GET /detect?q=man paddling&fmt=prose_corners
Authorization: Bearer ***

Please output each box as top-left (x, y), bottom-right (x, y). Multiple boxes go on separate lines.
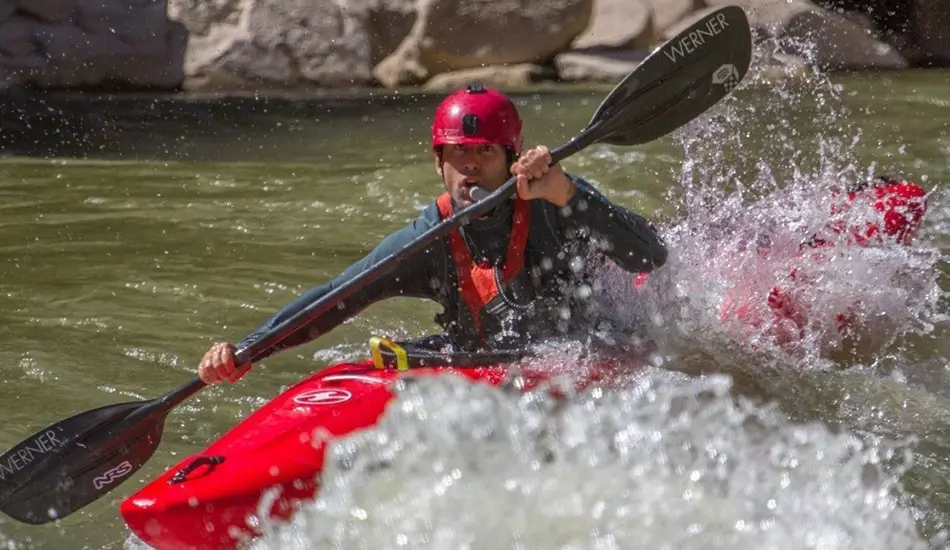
top-left (198, 85), bottom-right (668, 383)
top-left (0, 9), bottom-right (750, 526)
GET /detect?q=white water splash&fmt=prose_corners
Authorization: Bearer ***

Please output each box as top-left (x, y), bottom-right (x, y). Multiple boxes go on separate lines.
top-left (247, 372), bottom-right (925, 550)
top-left (609, 37), bottom-right (946, 374)
top-left (628, 180), bottom-right (943, 371)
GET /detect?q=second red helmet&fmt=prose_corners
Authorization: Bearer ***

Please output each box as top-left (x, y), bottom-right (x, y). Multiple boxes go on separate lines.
top-left (431, 84), bottom-right (523, 154)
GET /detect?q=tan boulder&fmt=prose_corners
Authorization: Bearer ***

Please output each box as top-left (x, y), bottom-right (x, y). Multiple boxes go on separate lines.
top-left (423, 63), bottom-right (552, 90)
top-left (172, 0), bottom-right (380, 89)
top-left (368, 0), bottom-right (417, 65)
top-left (571, 0), bottom-right (654, 50)
top-left (697, 0), bottom-right (906, 70)
top-left (554, 49), bottom-right (648, 82)
top-left (786, 9), bottom-right (906, 69)
top-left (375, 0), bottom-right (592, 88)
top-left (168, 0), bottom-right (241, 36)
top-left (645, 0), bottom-right (698, 33)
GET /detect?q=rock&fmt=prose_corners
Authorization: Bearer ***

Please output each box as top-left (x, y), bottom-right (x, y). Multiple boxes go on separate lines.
top-left (168, 0), bottom-right (241, 35)
top-left (784, 8), bottom-right (907, 70)
top-left (645, 0), bottom-right (697, 33)
top-left (0, 52), bottom-right (45, 72)
top-left (0, 16), bottom-right (37, 57)
top-left (375, 0), bottom-right (592, 88)
top-left (367, 0), bottom-right (417, 65)
top-left (174, 0), bottom-right (378, 89)
top-left (554, 49), bottom-right (648, 82)
top-left (0, 1), bottom-right (15, 25)
top-left (913, 0), bottom-right (950, 65)
top-left (423, 63), bottom-right (553, 90)
top-left (373, 0), bottom-right (434, 87)
top-left (78, 0), bottom-right (159, 36)
top-left (572, 0), bottom-right (654, 50)
top-left (757, 51), bottom-right (810, 83)
top-left (14, 0), bottom-right (76, 24)
top-left (668, 3), bottom-right (793, 39)
top-left (32, 24), bottom-right (129, 87)
top-left (23, 14), bottom-right (185, 90)
top-left (254, 0), bottom-right (373, 86)
top-left (697, 0), bottom-right (907, 70)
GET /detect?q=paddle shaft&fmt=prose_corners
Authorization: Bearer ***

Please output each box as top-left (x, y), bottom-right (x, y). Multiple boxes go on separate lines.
top-left (234, 124), bottom-right (598, 363)
top-left (149, 124), bottom-right (601, 411)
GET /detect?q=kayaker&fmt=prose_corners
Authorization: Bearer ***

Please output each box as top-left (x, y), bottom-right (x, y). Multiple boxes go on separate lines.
top-left (198, 84), bottom-right (668, 384)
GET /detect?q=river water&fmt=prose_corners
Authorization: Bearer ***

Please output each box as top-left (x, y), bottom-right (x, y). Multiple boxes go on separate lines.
top-left (1, 63), bottom-right (949, 549)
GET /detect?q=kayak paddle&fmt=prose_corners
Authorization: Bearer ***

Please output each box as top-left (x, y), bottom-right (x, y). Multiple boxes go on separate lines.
top-left (0, 5), bottom-right (752, 525)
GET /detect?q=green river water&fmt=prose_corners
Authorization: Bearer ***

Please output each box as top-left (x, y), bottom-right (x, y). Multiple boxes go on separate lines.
top-left (1, 68), bottom-right (950, 548)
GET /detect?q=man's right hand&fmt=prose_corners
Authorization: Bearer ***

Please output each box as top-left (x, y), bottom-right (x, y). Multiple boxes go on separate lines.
top-left (198, 342), bottom-right (251, 384)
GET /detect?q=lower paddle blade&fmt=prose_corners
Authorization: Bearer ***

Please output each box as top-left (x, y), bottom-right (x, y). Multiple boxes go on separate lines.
top-left (0, 400), bottom-right (164, 524)
top-left (587, 6), bottom-right (753, 147)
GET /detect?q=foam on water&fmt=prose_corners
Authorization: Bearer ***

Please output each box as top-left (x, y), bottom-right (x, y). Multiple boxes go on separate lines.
top-left (246, 372), bottom-right (925, 550)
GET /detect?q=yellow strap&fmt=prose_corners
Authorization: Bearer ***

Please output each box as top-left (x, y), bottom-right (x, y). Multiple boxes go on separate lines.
top-left (369, 337), bottom-right (408, 371)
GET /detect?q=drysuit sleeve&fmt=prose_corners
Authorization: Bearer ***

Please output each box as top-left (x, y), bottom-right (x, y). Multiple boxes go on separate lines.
top-left (235, 213), bottom-right (444, 361)
top-left (560, 174), bottom-right (668, 272)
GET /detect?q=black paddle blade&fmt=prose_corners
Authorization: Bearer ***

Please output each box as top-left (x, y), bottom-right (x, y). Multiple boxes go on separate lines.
top-left (0, 399), bottom-right (164, 524)
top-left (586, 6), bottom-right (752, 147)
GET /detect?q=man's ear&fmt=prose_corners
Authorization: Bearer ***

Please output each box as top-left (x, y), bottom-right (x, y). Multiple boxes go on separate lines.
top-left (433, 152), bottom-right (443, 176)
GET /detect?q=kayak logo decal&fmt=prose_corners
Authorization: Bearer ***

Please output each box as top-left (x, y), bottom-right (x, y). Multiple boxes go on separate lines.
top-left (93, 461), bottom-right (134, 490)
top-left (293, 389), bottom-right (352, 406)
top-left (712, 64), bottom-right (740, 92)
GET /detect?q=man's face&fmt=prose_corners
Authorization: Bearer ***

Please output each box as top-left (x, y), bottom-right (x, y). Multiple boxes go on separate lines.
top-left (436, 143), bottom-right (509, 208)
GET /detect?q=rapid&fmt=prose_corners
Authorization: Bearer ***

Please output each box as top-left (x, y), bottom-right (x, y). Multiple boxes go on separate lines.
top-left (239, 58), bottom-right (950, 549)
top-left (1, 47), bottom-right (949, 550)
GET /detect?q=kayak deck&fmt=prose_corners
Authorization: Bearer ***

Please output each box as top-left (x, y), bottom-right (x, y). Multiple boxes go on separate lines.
top-left (120, 360), bottom-right (534, 550)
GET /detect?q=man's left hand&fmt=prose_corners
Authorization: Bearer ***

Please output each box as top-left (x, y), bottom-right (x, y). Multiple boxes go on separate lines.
top-left (511, 145), bottom-right (577, 207)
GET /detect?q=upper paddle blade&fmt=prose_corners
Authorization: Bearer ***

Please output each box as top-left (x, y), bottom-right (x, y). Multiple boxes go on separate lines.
top-left (0, 399), bottom-right (164, 524)
top-left (587, 6), bottom-right (752, 147)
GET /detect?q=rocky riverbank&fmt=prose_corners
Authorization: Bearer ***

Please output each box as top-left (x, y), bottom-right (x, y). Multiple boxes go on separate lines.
top-left (0, 0), bottom-right (947, 92)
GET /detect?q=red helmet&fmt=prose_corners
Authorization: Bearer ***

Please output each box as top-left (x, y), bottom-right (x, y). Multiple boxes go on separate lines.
top-left (431, 84), bottom-right (523, 154)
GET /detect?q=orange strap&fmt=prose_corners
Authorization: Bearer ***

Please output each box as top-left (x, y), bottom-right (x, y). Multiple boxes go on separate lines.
top-left (436, 193), bottom-right (530, 336)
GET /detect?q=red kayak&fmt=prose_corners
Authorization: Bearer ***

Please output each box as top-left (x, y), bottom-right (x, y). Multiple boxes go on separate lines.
top-left (121, 177), bottom-right (928, 549)
top-left (120, 343), bottom-right (610, 550)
